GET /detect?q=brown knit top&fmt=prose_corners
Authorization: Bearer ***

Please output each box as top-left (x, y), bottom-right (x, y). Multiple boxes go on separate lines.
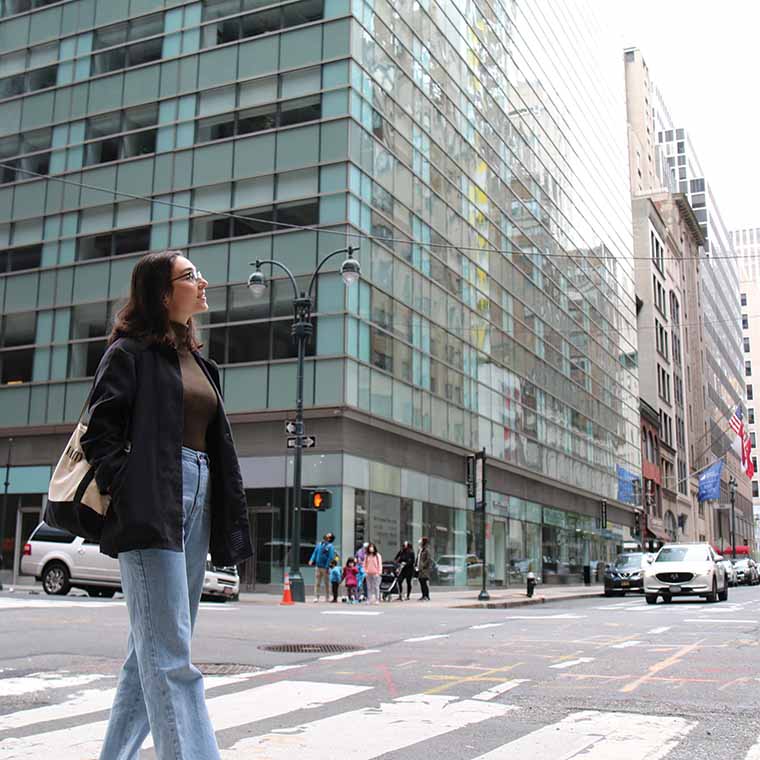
top-left (171, 322), bottom-right (218, 452)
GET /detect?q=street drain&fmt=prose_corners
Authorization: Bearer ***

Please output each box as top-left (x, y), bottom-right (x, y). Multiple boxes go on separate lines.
top-left (197, 663), bottom-right (262, 675)
top-left (259, 643), bottom-right (362, 654)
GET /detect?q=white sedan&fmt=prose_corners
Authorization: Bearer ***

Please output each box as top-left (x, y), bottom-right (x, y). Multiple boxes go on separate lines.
top-left (644, 543), bottom-right (728, 604)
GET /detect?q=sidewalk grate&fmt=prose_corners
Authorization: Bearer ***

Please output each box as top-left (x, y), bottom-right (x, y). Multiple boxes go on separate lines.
top-left (259, 643), bottom-right (362, 654)
top-left (197, 663), bottom-right (262, 675)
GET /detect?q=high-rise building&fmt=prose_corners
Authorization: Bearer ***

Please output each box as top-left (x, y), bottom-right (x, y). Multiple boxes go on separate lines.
top-left (733, 228), bottom-right (760, 282)
top-left (624, 47), bottom-right (752, 551)
top-left (0, 0), bottom-right (641, 589)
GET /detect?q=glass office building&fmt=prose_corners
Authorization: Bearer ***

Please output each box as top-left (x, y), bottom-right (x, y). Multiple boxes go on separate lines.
top-left (0, 0), bottom-right (640, 588)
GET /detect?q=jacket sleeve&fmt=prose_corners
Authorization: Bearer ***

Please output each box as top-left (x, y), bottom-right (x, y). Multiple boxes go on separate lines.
top-left (309, 545), bottom-right (319, 564)
top-left (80, 344), bottom-right (136, 495)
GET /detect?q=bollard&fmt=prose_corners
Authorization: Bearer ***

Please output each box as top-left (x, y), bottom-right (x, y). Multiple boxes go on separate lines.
top-left (526, 571), bottom-right (536, 598)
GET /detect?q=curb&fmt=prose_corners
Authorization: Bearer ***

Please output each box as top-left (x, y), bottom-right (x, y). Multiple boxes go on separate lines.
top-left (450, 591), bottom-right (603, 609)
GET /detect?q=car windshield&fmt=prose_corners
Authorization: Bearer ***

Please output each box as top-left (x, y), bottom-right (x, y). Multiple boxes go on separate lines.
top-left (614, 554), bottom-right (642, 568)
top-left (733, 560), bottom-right (749, 568)
top-left (656, 546), bottom-right (709, 563)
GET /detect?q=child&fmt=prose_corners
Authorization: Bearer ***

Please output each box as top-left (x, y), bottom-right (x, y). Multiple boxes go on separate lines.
top-left (329, 559), bottom-right (342, 603)
top-left (355, 561), bottom-right (367, 603)
top-left (343, 557), bottom-right (359, 602)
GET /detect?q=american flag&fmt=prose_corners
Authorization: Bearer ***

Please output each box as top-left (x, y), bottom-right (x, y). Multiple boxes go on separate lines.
top-left (729, 406), bottom-right (744, 436)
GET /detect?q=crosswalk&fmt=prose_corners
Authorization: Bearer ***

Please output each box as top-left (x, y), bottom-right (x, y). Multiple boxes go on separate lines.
top-left (1, 671), bottom-right (759, 759)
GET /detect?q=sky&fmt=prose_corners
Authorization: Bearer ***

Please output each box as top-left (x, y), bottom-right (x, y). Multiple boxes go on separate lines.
top-left (603, 0), bottom-right (760, 232)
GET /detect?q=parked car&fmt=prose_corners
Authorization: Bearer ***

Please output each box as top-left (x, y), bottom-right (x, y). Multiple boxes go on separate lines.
top-left (643, 543), bottom-right (728, 604)
top-left (731, 558), bottom-right (760, 586)
top-left (21, 522), bottom-right (239, 601)
top-left (603, 552), bottom-right (648, 596)
top-left (718, 558), bottom-right (738, 587)
top-left (433, 554), bottom-right (488, 584)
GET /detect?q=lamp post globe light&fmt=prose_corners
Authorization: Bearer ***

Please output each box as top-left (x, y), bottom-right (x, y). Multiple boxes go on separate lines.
top-left (249, 246), bottom-right (360, 603)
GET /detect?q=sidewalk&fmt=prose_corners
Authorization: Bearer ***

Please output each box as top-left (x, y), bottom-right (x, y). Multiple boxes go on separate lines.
top-left (236, 583), bottom-right (604, 609)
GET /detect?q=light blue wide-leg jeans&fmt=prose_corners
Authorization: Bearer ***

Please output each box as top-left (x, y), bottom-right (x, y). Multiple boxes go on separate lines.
top-left (99, 447), bottom-right (219, 760)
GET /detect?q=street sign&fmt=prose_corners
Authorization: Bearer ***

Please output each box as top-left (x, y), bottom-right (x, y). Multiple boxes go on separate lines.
top-left (465, 455), bottom-right (476, 497)
top-left (287, 435), bottom-right (317, 449)
top-left (474, 448), bottom-right (486, 511)
top-left (285, 420), bottom-right (297, 435)
top-left (600, 499), bottom-right (607, 530)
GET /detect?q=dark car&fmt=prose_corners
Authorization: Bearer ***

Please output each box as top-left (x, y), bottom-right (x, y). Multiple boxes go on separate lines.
top-left (604, 552), bottom-right (648, 596)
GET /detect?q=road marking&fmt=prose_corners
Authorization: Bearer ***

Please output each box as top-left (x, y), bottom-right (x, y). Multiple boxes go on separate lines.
top-left (647, 626), bottom-right (672, 634)
top-left (220, 693), bottom-right (515, 758)
top-left (403, 634), bottom-right (450, 642)
top-left (0, 673), bottom-right (259, 732)
top-left (0, 672), bottom-right (109, 697)
top-left (503, 613), bottom-right (586, 620)
top-left (469, 710), bottom-right (696, 758)
top-left (319, 649), bottom-right (380, 661)
top-left (0, 680), bottom-right (370, 759)
top-left (470, 623), bottom-right (504, 629)
top-left (321, 610), bottom-right (382, 616)
top-left (684, 618), bottom-right (757, 624)
top-left (549, 658), bottom-right (595, 670)
top-left (472, 679), bottom-right (531, 701)
top-left (620, 642), bottom-right (701, 693)
top-left (610, 640), bottom-right (642, 649)
top-left (424, 663), bottom-right (524, 696)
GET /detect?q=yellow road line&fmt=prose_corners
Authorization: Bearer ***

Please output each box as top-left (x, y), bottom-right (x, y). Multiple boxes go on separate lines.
top-left (620, 642), bottom-right (701, 693)
top-left (423, 662), bottom-right (524, 695)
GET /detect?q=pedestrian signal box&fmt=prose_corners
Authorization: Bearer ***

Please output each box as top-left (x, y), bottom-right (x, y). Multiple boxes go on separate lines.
top-left (304, 489), bottom-right (332, 510)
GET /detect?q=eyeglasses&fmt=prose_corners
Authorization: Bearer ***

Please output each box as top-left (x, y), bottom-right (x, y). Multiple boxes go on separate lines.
top-left (172, 270), bottom-right (203, 284)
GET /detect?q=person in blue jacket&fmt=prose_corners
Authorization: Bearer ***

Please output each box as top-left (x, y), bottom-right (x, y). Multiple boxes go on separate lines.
top-left (329, 560), bottom-right (342, 603)
top-left (308, 532), bottom-right (336, 602)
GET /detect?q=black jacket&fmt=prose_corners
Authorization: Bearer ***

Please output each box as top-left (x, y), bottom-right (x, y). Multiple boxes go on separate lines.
top-left (79, 337), bottom-right (253, 567)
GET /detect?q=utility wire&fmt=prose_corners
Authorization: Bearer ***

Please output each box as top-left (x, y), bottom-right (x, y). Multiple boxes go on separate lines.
top-left (0, 163), bottom-right (753, 264)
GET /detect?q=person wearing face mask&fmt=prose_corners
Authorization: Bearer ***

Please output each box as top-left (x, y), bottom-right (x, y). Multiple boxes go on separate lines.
top-left (394, 540), bottom-right (415, 600)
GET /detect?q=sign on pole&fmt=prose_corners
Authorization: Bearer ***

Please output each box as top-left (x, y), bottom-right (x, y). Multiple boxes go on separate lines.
top-left (285, 420), bottom-right (297, 435)
top-left (474, 448), bottom-right (486, 512)
top-left (287, 435), bottom-right (317, 449)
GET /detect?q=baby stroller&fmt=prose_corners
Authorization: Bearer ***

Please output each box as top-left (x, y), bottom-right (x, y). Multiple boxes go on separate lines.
top-left (380, 561), bottom-right (403, 601)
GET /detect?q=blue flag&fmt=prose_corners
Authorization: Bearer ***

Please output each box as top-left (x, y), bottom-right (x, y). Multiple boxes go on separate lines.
top-left (697, 460), bottom-right (724, 502)
top-left (616, 465), bottom-right (639, 505)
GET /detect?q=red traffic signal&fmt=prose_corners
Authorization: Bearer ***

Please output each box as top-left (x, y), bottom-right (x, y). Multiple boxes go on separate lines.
top-left (304, 489), bottom-right (331, 510)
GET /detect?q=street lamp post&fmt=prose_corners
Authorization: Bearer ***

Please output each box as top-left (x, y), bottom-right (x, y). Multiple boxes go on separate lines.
top-left (0, 438), bottom-right (12, 591)
top-left (729, 475), bottom-right (737, 560)
top-left (249, 246), bottom-right (360, 603)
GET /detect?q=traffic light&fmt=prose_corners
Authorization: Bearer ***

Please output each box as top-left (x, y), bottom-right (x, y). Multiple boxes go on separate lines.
top-left (304, 489), bottom-right (331, 510)
top-left (634, 510), bottom-right (641, 537)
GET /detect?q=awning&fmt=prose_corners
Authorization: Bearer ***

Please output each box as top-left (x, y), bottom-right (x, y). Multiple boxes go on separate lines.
top-left (645, 524), bottom-right (672, 543)
top-left (714, 545), bottom-right (751, 556)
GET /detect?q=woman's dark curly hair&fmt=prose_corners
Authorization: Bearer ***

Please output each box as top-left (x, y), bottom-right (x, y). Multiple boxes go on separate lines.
top-left (108, 250), bottom-right (202, 351)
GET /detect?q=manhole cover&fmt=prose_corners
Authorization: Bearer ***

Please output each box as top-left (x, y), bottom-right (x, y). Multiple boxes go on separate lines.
top-left (259, 643), bottom-right (362, 654)
top-left (197, 663), bottom-right (262, 675)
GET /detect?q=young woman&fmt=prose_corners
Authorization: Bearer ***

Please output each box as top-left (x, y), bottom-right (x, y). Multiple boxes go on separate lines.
top-left (394, 540), bottom-right (416, 600)
top-left (364, 542), bottom-right (383, 604)
top-left (81, 250), bottom-right (253, 759)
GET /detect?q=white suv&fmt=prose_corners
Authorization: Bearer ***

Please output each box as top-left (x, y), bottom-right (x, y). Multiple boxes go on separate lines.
top-left (21, 522), bottom-right (239, 601)
top-left (643, 543), bottom-right (728, 604)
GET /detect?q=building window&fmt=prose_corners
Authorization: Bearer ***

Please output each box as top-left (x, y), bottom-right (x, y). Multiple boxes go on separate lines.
top-left (746, 360), bottom-right (752, 377)
top-left (741, 293), bottom-right (748, 307)
top-left (752, 432), bottom-right (757, 448)
top-left (77, 225), bottom-right (151, 261)
top-left (744, 337), bottom-right (751, 353)
top-left (748, 384), bottom-right (754, 401)
top-left (743, 314), bottom-right (749, 330)
top-left (83, 105), bottom-right (158, 167)
top-left (0, 61), bottom-right (57, 101)
top-left (0, 244), bottom-right (42, 273)
top-left (754, 481), bottom-right (759, 499)
top-left (750, 408), bottom-right (755, 425)
top-left (91, 13), bottom-right (165, 75)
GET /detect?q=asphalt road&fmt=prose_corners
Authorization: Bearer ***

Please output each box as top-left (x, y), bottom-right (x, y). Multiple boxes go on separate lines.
top-left (1, 585), bottom-right (759, 759)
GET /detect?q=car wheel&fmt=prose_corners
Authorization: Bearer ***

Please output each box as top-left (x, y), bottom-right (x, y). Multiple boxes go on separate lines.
top-left (718, 581), bottom-right (728, 602)
top-left (706, 578), bottom-right (718, 603)
top-left (662, 593), bottom-right (672, 604)
top-left (604, 588), bottom-right (613, 597)
top-left (42, 562), bottom-right (71, 596)
top-left (645, 594), bottom-right (658, 605)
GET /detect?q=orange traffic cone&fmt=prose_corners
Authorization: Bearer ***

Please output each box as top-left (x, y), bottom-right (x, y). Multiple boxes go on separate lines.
top-left (280, 571), bottom-right (294, 606)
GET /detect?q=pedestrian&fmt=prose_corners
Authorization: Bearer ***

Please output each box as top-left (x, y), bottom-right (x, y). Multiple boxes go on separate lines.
top-left (394, 540), bottom-right (415, 600)
top-left (416, 537), bottom-right (432, 601)
top-left (343, 557), bottom-right (359, 602)
top-left (355, 541), bottom-right (369, 598)
top-left (77, 251), bottom-right (253, 760)
top-left (308, 532), bottom-right (336, 602)
top-left (356, 560), bottom-right (367, 602)
top-left (329, 559), bottom-right (342, 603)
top-left (364, 542), bottom-right (383, 604)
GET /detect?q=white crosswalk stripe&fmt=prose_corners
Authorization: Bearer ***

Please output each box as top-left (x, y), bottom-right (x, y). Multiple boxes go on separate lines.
top-left (470, 710), bottom-right (696, 759)
top-left (2, 674), bottom-right (759, 759)
top-left (220, 693), bottom-right (514, 758)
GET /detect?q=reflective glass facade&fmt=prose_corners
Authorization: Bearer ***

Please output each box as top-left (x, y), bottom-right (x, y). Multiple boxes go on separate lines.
top-left (0, 0), bottom-right (640, 586)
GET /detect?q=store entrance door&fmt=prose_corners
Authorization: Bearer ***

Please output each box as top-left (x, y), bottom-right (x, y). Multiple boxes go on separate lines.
top-left (492, 518), bottom-right (507, 587)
